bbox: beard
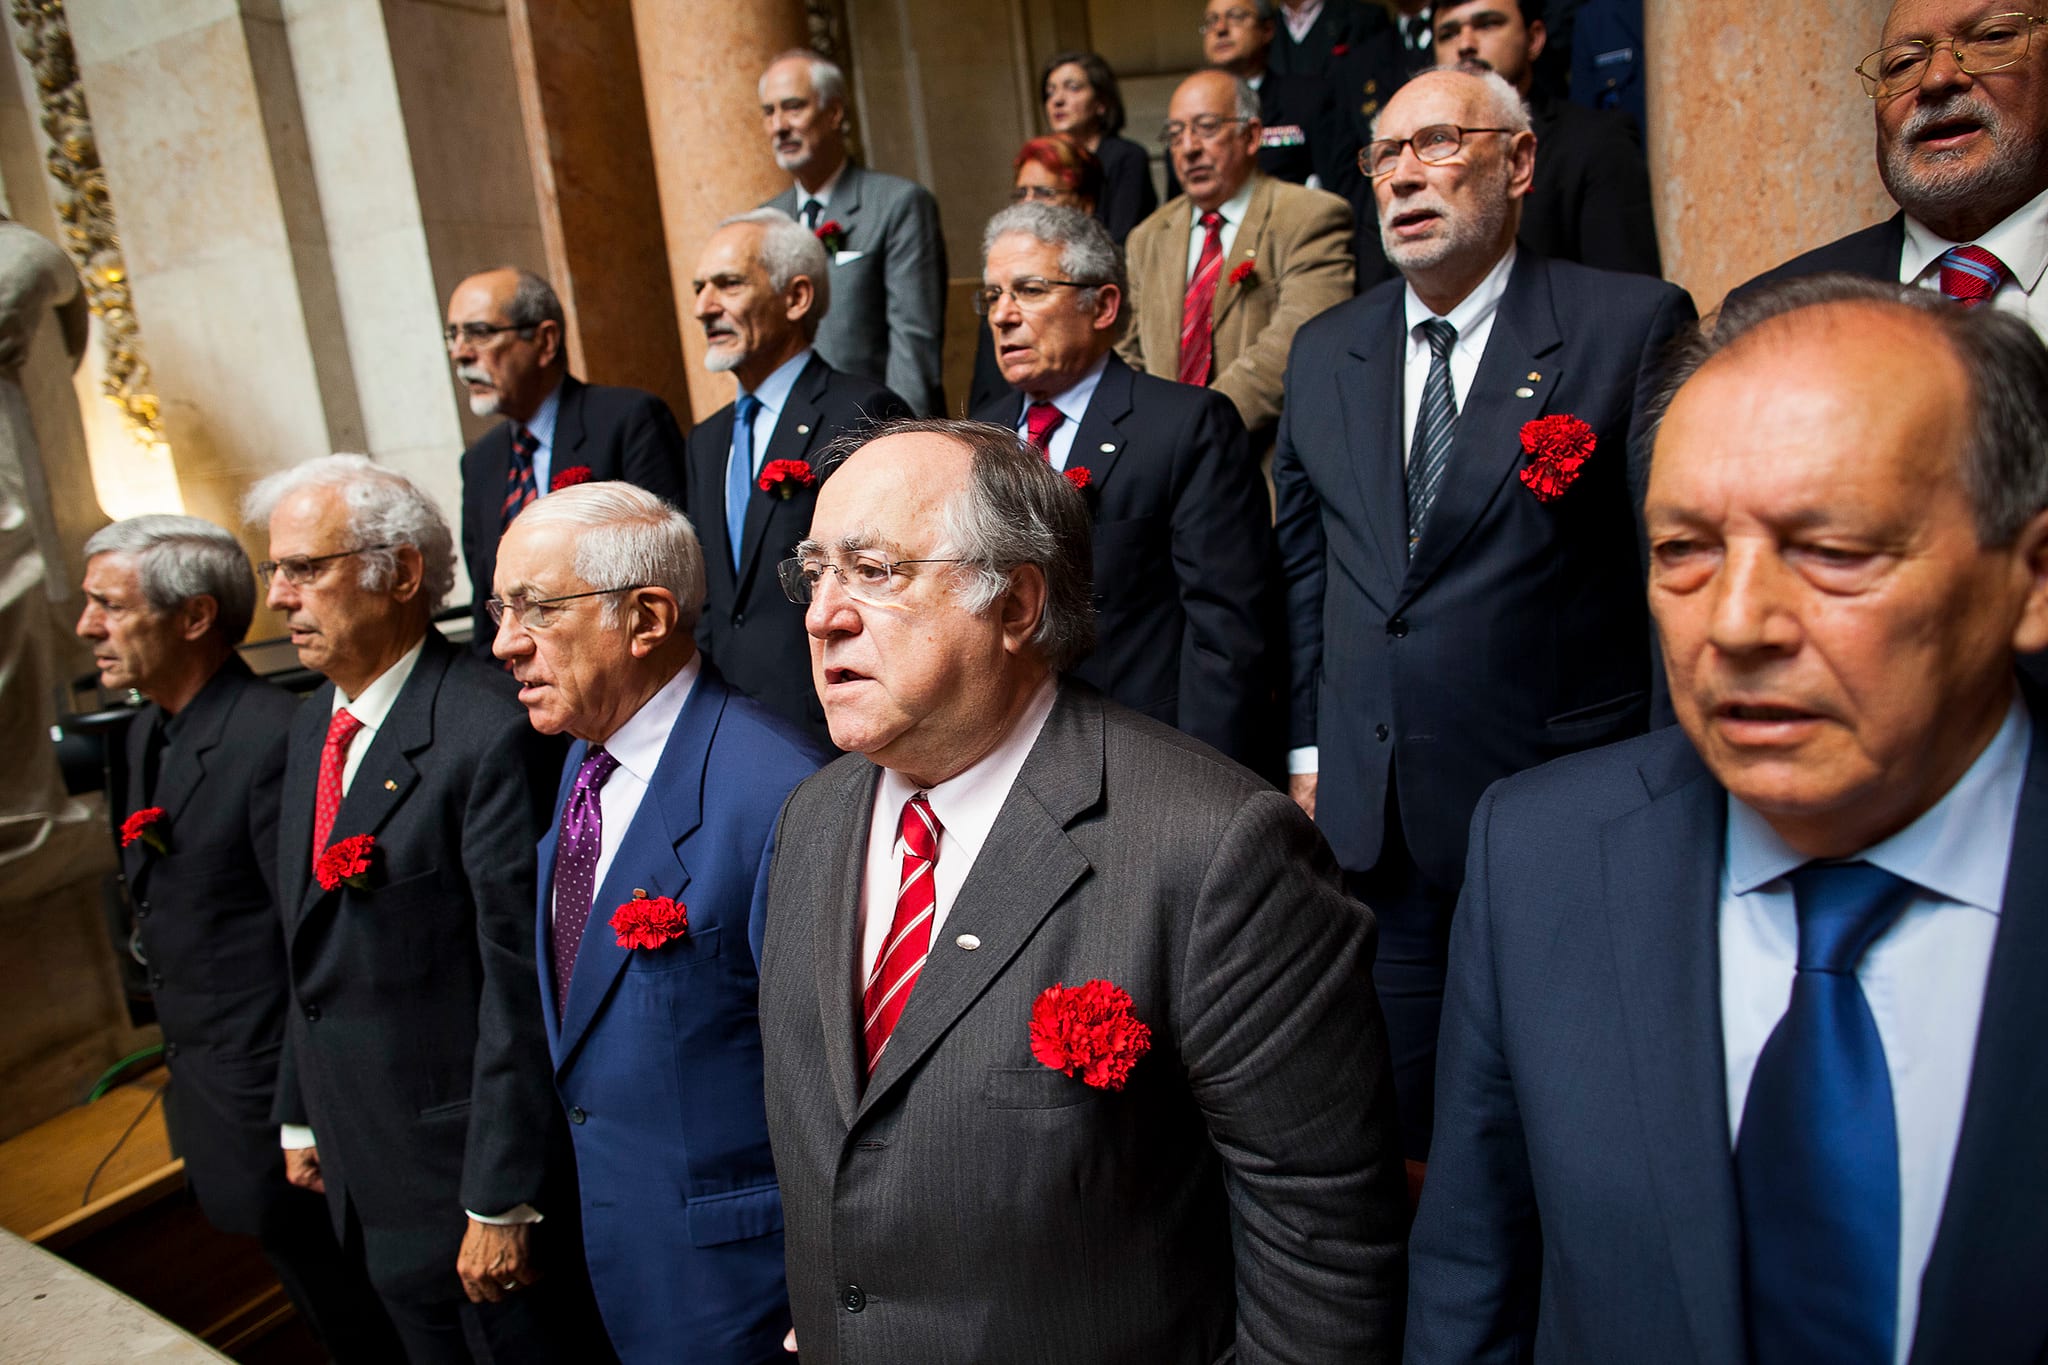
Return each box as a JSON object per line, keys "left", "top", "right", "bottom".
{"left": 457, "top": 365, "right": 501, "bottom": 417}
{"left": 1881, "top": 91, "right": 2036, "bottom": 225}
{"left": 703, "top": 339, "right": 747, "bottom": 374}
{"left": 1379, "top": 177, "right": 1515, "bottom": 275}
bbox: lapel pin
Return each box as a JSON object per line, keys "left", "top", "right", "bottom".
{"left": 955, "top": 934, "right": 981, "bottom": 951}
{"left": 1099, "top": 442, "right": 1116, "bottom": 453}
{"left": 632, "top": 888, "right": 646, "bottom": 899}
{"left": 1526, "top": 371, "right": 1542, "bottom": 382}
{"left": 797, "top": 424, "right": 811, "bottom": 435}
{"left": 1515, "top": 386, "right": 1535, "bottom": 398}
{"left": 383, "top": 779, "right": 396, "bottom": 790}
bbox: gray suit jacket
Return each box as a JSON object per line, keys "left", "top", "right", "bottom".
{"left": 758, "top": 682, "right": 1407, "bottom": 1364}
{"left": 767, "top": 164, "right": 947, "bottom": 417}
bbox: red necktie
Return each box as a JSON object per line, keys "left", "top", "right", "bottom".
{"left": 1178, "top": 211, "right": 1226, "bottom": 386}
{"left": 862, "top": 794, "right": 941, "bottom": 1076}
{"left": 312, "top": 708, "right": 364, "bottom": 872}
{"left": 501, "top": 424, "right": 539, "bottom": 530}
{"left": 1024, "top": 401, "right": 1064, "bottom": 458}
{"left": 1938, "top": 244, "right": 2009, "bottom": 308}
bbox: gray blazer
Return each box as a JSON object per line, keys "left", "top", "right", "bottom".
{"left": 758, "top": 682, "right": 1408, "bottom": 1364}
{"left": 766, "top": 163, "right": 947, "bottom": 417}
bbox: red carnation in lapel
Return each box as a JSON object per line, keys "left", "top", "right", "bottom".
{"left": 1062, "top": 466, "right": 1091, "bottom": 492}
{"left": 1517, "top": 414, "right": 1597, "bottom": 502}
{"left": 315, "top": 833, "right": 376, "bottom": 892}
{"left": 610, "top": 891, "right": 687, "bottom": 950}
{"left": 815, "top": 219, "right": 849, "bottom": 254}
{"left": 757, "top": 458, "right": 818, "bottom": 500}
{"left": 550, "top": 465, "right": 592, "bottom": 491}
{"left": 121, "top": 806, "right": 168, "bottom": 854}
{"left": 1332, "top": 41, "right": 1350, "bottom": 56}
{"left": 1228, "top": 260, "right": 1257, "bottom": 287}
{"left": 1029, "top": 979, "right": 1152, "bottom": 1090}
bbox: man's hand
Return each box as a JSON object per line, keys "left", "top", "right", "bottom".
{"left": 457, "top": 1221, "right": 540, "bottom": 1304}
{"left": 284, "top": 1145, "right": 325, "bottom": 1193}
{"left": 1288, "top": 771, "right": 1318, "bottom": 821}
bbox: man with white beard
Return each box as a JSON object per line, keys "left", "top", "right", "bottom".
{"left": 446, "top": 267, "right": 688, "bottom": 654}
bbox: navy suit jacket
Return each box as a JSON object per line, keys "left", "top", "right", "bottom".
{"left": 460, "top": 375, "right": 689, "bottom": 654}
{"left": 1275, "top": 251, "right": 1695, "bottom": 886}
{"left": 1408, "top": 715, "right": 2048, "bottom": 1364}
{"left": 1726, "top": 213, "right": 1906, "bottom": 306}
{"left": 539, "top": 662, "right": 827, "bottom": 1363}
{"left": 973, "top": 354, "right": 1276, "bottom": 769}
{"left": 685, "top": 353, "right": 907, "bottom": 740}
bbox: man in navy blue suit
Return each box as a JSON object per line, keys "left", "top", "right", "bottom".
{"left": 1410, "top": 276, "right": 2048, "bottom": 1363}
{"left": 1274, "top": 65, "right": 1693, "bottom": 1161}
{"left": 491, "top": 482, "right": 828, "bottom": 1363}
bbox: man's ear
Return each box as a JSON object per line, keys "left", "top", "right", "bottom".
{"left": 175, "top": 593, "right": 219, "bottom": 643}
{"left": 1090, "top": 284, "right": 1123, "bottom": 332}
{"left": 998, "top": 564, "right": 1049, "bottom": 656}
{"left": 785, "top": 274, "right": 818, "bottom": 325}
{"left": 626, "top": 588, "right": 683, "bottom": 659}
{"left": 387, "top": 544, "right": 426, "bottom": 603}
{"left": 2008, "top": 506, "right": 2048, "bottom": 656}
{"left": 533, "top": 318, "right": 564, "bottom": 371}
{"left": 1526, "top": 18, "right": 1548, "bottom": 64}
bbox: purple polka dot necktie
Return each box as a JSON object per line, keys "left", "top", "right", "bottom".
{"left": 551, "top": 745, "right": 619, "bottom": 1019}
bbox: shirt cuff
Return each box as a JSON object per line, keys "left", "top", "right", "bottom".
{"left": 468, "top": 1205, "right": 544, "bottom": 1226}
{"left": 1287, "top": 746, "right": 1319, "bottom": 775}
{"left": 279, "top": 1124, "right": 317, "bottom": 1150}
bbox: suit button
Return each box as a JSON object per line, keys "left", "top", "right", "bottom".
{"left": 135, "top": 899, "right": 150, "bottom": 915}
{"left": 569, "top": 1106, "right": 586, "bottom": 1124}
{"left": 1376, "top": 723, "right": 1390, "bottom": 742}
{"left": 164, "top": 1042, "right": 178, "bottom": 1060}
{"left": 842, "top": 1284, "right": 865, "bottom": 1313}
{"left": 1386, "top": 617, "right": 1408, "bottom": 637}
{"left": 150, "top": 971, "right": 164, "bottom": 988}
{"left": 732, "top": 611, "right": 745, "bottom": 627}
{"left": 304, "top": 1004, "right": 320, "bottom": 1022}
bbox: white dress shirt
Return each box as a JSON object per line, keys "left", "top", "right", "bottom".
{"left": 1720, "top": 693, "right": 2028, "bottom": 1361}
{"left": 795, "top": 161, "right": 849, "bottom": 227}
{"left": 1010, "top": 353, "right": 1109, "bottom": 472}
{"left": 553, "top": 656, "right": 700, "bottom": 924}
{"left": 1900, "top": 183, "right": 2048, "bottom": 338}
{"left": 521, "top": 382, "right": 563, "bottom": 496}
{"left": 856, "top": 679, "right": 1058, "bottom": 994}
{"left": 1282, "top": 0, "right": 1326, "bottom": 43}
{"left": 1184, "top": 179, "right": 1257, "bottom": 283}
{"left": 725, "top": 347, "right": 815, "bottom": 498}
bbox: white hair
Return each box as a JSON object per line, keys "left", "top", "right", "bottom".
{"left": 718, "top": 207, "right": 833, "bottom": 333}
{"left": 83, "top": 515, "right": 257, "bottom": 643}
{"left": 508, "top": 482, "right": 704, "bottom": 632}
{"left": 760, "top": 49, "right": 846, "bottom": 107}
{"left": 241, "top": 454, "right": 458, "bottom": 611}
{"left": 1369, "top": 65, "right": 1532, "bottom": 140}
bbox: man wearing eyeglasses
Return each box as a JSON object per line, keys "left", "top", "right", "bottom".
{"left": 1120, "top": 69, "right": 1355, "bottom": 446}
{"left": 244, "top": 455, "right": 599, "bottom": 1363}
{"left": 1273, "top": 66, "right": 1694, "bottom": 1166}
{"left": 1735, "top": 0, "right": 2048, "bottom": 333}
{"left": 969, "top": 203, "right": 1275, "bottom": 770}
{"left": 490, "top": 483, "right": 827, "bottom": 1363}
{"left": 447, "top": 266, "right": 688, "bottom": 659}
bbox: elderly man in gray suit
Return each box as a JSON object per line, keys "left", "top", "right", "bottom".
{"left": 758, "top": 50, "right": 946, "bottom": 417}
{"left": 757, "top": 417, "right": 1407, "bottom": 1364}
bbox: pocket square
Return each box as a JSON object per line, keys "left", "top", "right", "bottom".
{"left": 834, "top": 249, "right": 865, "bottom": 265}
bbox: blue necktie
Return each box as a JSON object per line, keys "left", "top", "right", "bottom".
{"left": 1736, "top": 860, "right": 1915, "bottom": 1365}
{"left": 1406, "top": 318, "right": 1458, "bottom": 553}
{"left": 726, "top": 393, "right": 761, "bottom": 572}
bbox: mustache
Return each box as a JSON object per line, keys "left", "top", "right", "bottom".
{"left": 1898, "top": 90, "right": 1998, "bottom": 143}
{"left": 456, "top": 365, "right": 493, "bottom": 386}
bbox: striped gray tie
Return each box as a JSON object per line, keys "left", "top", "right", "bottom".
{"left": 1406, "top": 318, "right": 1459, "bottom": 553}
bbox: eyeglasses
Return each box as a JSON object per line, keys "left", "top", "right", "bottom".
{"left": 778, "top": 554, "right": 968, "bottom": 606}
{"left": 485, "top": 586, "right": 650, "bottom": 631}
{"left": 1008, "top": 184, "right": 1071, "bottom": 204}
{"left": 442, "top": 321, "right": 535, "bottom": 349}
{"left": 1158, "top": 115, "right": 1249, "bottom": 147}
{"left": 972, "top": 278, "right": 1094, "bottom": 314}
{"left": 1856, "top": 13, "right": 2046, "bottom": 96}
{"left": 1362, "top": 124, "right": 1517, "bottom": 179}
{"left": 257, "top": 543, "right": 392, "bottom": 587}
{"left": 1196, "top": 7, "right": 1260, "bottom": 33}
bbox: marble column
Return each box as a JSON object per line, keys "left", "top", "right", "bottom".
{"left": 631, "top": 0, "right": 811, "bottom": 423}
{"left": 1646, "top": 0, "right": 1896, "bottom": 315}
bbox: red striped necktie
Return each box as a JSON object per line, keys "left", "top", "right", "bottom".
{"left": 1178, "top": 211, "right": 1226, "bottom": 386}
{"left": 862, "top": 793, "right": 942, "bottom": 1077}
{"left": 1937, "top": 243, "right": 2009, "bottom": 308}
{"left": 501, "top": 424, "right": 539, "bottom": 531}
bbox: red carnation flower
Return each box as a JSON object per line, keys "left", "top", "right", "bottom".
{"left": 610, "top": 894, "right": 688, "bottom": 950}
{"left": 757, "top": 458, "right": 818, "bottom": 500}
{"left": 815, "top": 219, "right": 849, "bottom": 254}
{"left": 1517, "top": 413, "right": 1597, "bottom": 502}
{"left": 1332, "top": 41, "right": 1351, "bottom": 56}
{"left": 550, "top": 465, "right": 592, "bottom": 491}
{"left": 1063, "top": 466, "right": 1091, "bottom": 491}
{"left": 1029, "top": 979, "right": 1152, "bottom": 1091}
{"left": 315, "top": 833, "right": 376, "bottom": 892}
{"left": 1229, "top": 261, "right": 1257, "bottom": 287}
{"left": 121, "top": 806, "right": 168, "bottom": 854}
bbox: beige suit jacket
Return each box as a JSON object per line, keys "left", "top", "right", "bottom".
{"left": 1117, "top": 172, "right": 1355, "bottom": 435}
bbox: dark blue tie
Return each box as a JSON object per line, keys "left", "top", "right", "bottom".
{"left": 1736, "top": 860, "right": 1915, "bottom": 1365}
{"left": 726, "top": 393, "right": 761, "bottom": 572}
{"left": 1407, "top": 318, "right": 1458, "bottom": 553}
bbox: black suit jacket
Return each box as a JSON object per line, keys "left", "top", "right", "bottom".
{"left": 118, "top": 657, "right": 301, "bottom": 1237}
{"left": 1521, "top": 93, "right": 1662, "bottom": 277}
{"left": 972, "top": 354, "right": 1274, "bottom": 767}
{"left": 686, "top": 353, "right": 908, "bottom": 739}
{"left": 1727, "top": 213, "right": 1907, "bottom": 304}
{"left": 1409, "top": 715, "right": 2048, "bottom": 1364}
{"left": 1095, "top": 134, "right": 1159, "bottom": 246}
{"left": 459, "top": 374, "right": 688, "bottom": 653}
{"left": 272, "top": 631, "right": 565, "bottom": 1281}
{"left": 1274, "top": 251, "right": 1695, "bottom": 886}
{"left": 1272, "top": 0, "right": 1395, "bottom": 79}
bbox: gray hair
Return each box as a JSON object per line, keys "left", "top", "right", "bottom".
{"left": 83, "top": 515, "right": 257, "bottom": 643}
{"left": 718, "top": 206, "right": 833, "bottom": 333}
{"left": 982, "top": 203, "right": 1127, "bottom": 332}
{"left": 241, "top": 454, "right": 459, "bottom": 610}
{"left": 1649, "top": 273, "right": 2048, "bottom": 546}
{"left": 1370, "top": 66, "right": 1532, "bottom": 140}
{"left": 507, "top": 482, "right": 705, "bottom": 633}
{"left": 494, "top": 267, "right": 565, "bottom": 332}
{"left": 1229, "top": 73, "right": 1260, "bottom": 123}
{"left": 761, "top": 48, "right": 846, "bottom": 108}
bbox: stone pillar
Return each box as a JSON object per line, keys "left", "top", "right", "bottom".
{"left": 630, "top": 0, "right": 811, "bottom": 423}
{"left": 505, "top": 1, "right": 691, "bottom": 432}
{"left": 1646, "top": 0, "right": 1895, "bottom": 315}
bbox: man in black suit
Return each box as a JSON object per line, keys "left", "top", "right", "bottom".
{"left": 1412, "top": 276, "right": 2048, "bottom": 1365}
{"left": 1272, "top": 0, "right": 1395, "bottom": 79}
{"left": 970, "top": 204, "right": 1273, "bottom": 769}
{"left": 449, "top": 267, "right": 687, "bottom": 654}
{"left": 79, "top": 515, "right": 399, "bottom": 1362}
{"left": 1274, "top": 66, "right": 1694, "bottom": 1161}
{"left": 1178, "top": 0, "right": 1364, "bottom": 202}
{"left": 244, "top": 456, "right": 593, "bottom": 1364}
{"left": 1734, "top": 0, "right": 2048, "bottom": 330}
{"left": 1435, "top": 0, "right": 1663, "bottom": 275}
{"left": 686, "top": 208, "right": 907, "bottom": 740}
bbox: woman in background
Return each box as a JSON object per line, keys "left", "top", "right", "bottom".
{"left": 1039, "top": 50, "right": 1155, "bottom": 245}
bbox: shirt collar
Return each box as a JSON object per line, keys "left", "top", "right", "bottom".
{"left": 599, "top": 653, "right": 701, "bottom": 787}
{"left": 1194, "top": 177, "right": 1257, "bottom": 230}
{"left": 742, "top": 346, "right": 814, "bottom": 413}
{"left": 1403, "top": 243, "right": 1517, "bottom": 337}
{"left": 1028, "top": 351, "right": 1111, "bottom": 420}
{"left": 332, "top": 635, "right": 427, "bottom": 727}
{"left": 874, "top": 676, "right": 1058, "bottom": 869}
{"left": 1726, "top": 690, "right": 2032, "bottom": 913}
{"left": 1901, "top": 182, "right": 2048, "bottom": 294}
{"left": 522, "top": 380, "right": 563, "bottom": 449}
{"left": 798, "top": 161, "right": 848, "bottom": 211}
{"left": 1282, "top": 0, "right": 1325, "bottom": 36}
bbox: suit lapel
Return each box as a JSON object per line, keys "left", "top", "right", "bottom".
{"left": 1210, "top": 176, "right": 1273, "bottom": 333}
{"left": 550, "top": 375, "right": 589, "bottom": 476}
{"left": 1403, "top": 252, "right": 1563, "bottom": 601}
{"left": 535, "top": 754, "right": 570, "bottom": 1053}
{"left": 120, "top": 702, "right": 158, "bottom": 892}
{"left": 1146, "top": 198, "right": 1196, "bottom": 367}
{"left": 1065, "top": 355, "right": 1135, "bottom": 491}
{"left": 1601, "top": 739, "right": 1746, "bottom": 1365}
{"left": 1342, "top": 291, "right": 1412, "bottom": 598}
{"left": 739, "top": 354, "right": 830, "bottom": 595}
{"left": 813, "top": 757, "right": 881, "bottom": 1130}
{"left": 832, "top": 165, "right": 866, "bottom": 247}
